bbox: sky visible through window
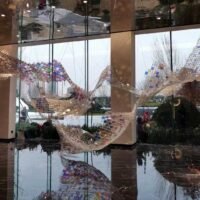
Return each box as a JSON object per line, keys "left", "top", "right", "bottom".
{"left": 20, "top": 38, "right": 111, "bottom": 97}
{"left": 136, "top": 29, "right": 200, "bottom": 89}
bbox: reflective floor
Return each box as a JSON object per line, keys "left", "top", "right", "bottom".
{"left": 1, "top": 142, "right": 200, "bottom": 200}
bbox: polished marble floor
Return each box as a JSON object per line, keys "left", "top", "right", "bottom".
{"left": 0, "top": 142, "right": 200, "bottom": 200}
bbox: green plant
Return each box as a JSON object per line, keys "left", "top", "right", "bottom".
{"left": 146, "top": 123, "right": 200, "bottom": 145}
{"left": 152, "top": 97, "right": 200, "bottom": 129}
{"left": 16, "top": 121, "right": 32, "bottom": 132}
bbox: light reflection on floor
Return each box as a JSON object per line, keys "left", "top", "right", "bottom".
{"left": 1, "top": 142, "right": 200, "bottom": 199}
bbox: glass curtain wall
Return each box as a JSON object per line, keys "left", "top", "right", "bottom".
{"left": 136, "top": 29, "right": 200, "bottom": 145}
{"left": 16, "top": 2, "right": 112, "bottom": 192}
{"left": 15, "top": 37, "right": 111, "bottom": 199}
{"left": 15, "top": 0, "right": 110, "bottom": 44}
{"left": 14, "top": 6, "right": 115, "bottom": 194}
{"left": 1, "top": 0, "right": 200, "bottom": 46}
{"left": 135, "top": 0, "right": 200, "bottom": 30}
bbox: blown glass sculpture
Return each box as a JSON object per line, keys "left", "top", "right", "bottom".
{"left": 1, "top": 37, "right": 200, "bottom": 151}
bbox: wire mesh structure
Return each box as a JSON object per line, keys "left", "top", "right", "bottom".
{"left": 1, "top": 35, "right": 200, "bottom": 151}
{"left": 57, "top": 109, "right": 135, "bottom": 151}
{"left": 27, "top": 64, "right": 111, "bottom": 117}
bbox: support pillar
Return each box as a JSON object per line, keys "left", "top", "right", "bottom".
{"left": 0, "top": 143, "right": 15, "bottom": 200}
{"left": 0, "top": 45, "right": 17, "bottom": 139}
{"left": 111, "top": 0, "right": 136, "bottom": 144}
{"left": 111, "top": 148, "right": 137, "bottom": 199}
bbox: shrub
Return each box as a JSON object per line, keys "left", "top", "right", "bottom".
{"left": 152, "top": 97, "right": 200, "bottom": 129}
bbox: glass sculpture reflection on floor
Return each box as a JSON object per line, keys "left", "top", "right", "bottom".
{"left": 35, "top": 157, "right": 113, "bottom": 200}
{"left": 58, "top": 158, "right": 112, "bottom": 199}
{"left": 22, "top": 142, "right": 121, "bottom": 200}
{"left": 137, "top": 144, "right": 200, "bottom": 200}
{"left": 12, "top": 142, "right": 200, "bottom": 200}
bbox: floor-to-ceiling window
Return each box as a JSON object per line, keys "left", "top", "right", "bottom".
{"left": 134, "top": 0, "right": 200, "bottom": 146}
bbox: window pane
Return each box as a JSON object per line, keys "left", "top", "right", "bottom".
{"left": 135, "top": 0, "right": 200, "bottom": 30}
{"left": 88, "top": 38, "right": 111, "bottom": 126}
{"left": 136, "top": 32, "right": 170, "bottom": 89}
{"left": 135, "top": 0, "right": 170, "bottom": 30}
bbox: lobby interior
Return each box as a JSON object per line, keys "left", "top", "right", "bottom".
{"left": 1, "top": 0, "right": 200, "bottom": 200}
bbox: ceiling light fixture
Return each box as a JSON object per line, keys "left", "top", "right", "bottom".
{"left": 51, "top": 6, "right": 56, "bottom": 9}
{"left": 1, "top": 14, "right": 6, "bottom": 17}
{"left": 83, "top": 0, "right": 88, "bottom": 3}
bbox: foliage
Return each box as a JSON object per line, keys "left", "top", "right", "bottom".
{"left": 143, "top": 101, "right": 161, "bottom": 107}
{"left": 16, "top": 121, "right": 32, "bottom": 132}
{"left": 152, "top": 97, "right": 200, "bottom": 129}
{"left": 145, "top": 97, "right": 200, "bottom": 145}
{"left": 146, "top": 123, "right": 200, "bottom": 145}
{"left": 88, "top": 108, "right": 106, "bottom": 114}
{"left": 41, "top": 122, "right": 60, "bottom": 140}
{"left": 16, "top": 121, "right": 60, "bottom": 140}
{"left": 23, "top": 122, "right": 41, "bottom": 139}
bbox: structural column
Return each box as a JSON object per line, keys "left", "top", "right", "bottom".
{"left": 111, "top": 148, "right": 137, "bottom": 199}
{"left": 0, "top": 45, "right": 17, "bottom": 139}
{"left": 0, "top": 143, "right": 15, "bottom": 200}
{"left": 111, "top": 0, "right": 136, "bottom": 144}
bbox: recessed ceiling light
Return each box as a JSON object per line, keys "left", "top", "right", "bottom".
{"left": 57, "top": 29, "right": 61, "bottom": 32}
{"left": 83, "top": 0, "right": 88, "bottom": 3}
{"left": 1, "top": 14, "right": 6, "bottom": 17}
{"left": 51, "top": 6, "right": 56, "bottom": 9}
{"left": 26, "top": 3, "right": 30, "bottom": 8}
